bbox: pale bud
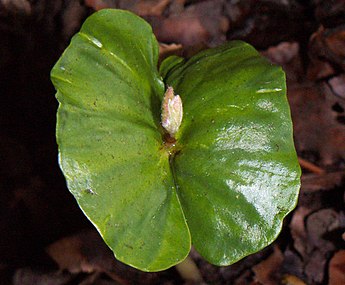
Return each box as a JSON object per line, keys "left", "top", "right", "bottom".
{"left": 161, "top": 87, "right": 183, "bottom": 137}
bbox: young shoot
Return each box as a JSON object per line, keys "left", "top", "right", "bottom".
{"left": 161, "top": 86, "right": 183, "bottom": 138}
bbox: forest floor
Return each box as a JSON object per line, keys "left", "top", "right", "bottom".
{"left": 0, "top": 1, "right": 344, "bottom": 284}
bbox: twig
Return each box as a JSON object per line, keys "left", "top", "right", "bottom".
{"left": 79, "top": 272, "right": 102, "bottom": 285}
{"left": 104, "top": 270, "right": 131, "bottom": 285}
{"left": 298, "top": 157, "right": 325, "bottom": 174}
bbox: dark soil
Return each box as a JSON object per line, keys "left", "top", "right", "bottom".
{"left": 1, "top": 1, "right": 344, "bottom": 284}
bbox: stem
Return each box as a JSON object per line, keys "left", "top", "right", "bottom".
{"left": 175, "top": 255, "right": 207, "bottom": 284}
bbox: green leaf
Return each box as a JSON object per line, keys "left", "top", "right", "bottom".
{"left": 163, "top": 41, "right": 301, "bottom": 265}
{"left": 51, "top": 9, "right": 300, "bottom": 272}
{"left": 51, "top": 9, "right": 190, "bottom": 272}
{"left": 159, "top": 55, "right": 184, "bottom": 79}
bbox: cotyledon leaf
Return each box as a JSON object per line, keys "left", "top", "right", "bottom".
{"left": 51, "top": 9, "right": 190, "bottom": 271}
{"left": 51, "top": 8, "right": 300, "bottom": 271}
{"left": 163, "top": 41, "right": 301, "bottom": 265}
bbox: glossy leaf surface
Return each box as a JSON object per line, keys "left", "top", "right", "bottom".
{"left": 163, "top": 41, "right": 300, "bottom": 265}
{"left": 51, "top": 9, "right": 300, "bottom": 272}
{"left": 51, "top": 9, "right": 190, "bottom": 271}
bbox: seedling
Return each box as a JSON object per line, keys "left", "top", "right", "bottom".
{"left": 51, "top": 9, "right": 300, "bottom": 272}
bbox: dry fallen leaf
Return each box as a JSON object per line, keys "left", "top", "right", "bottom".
{"left": 304, "top": 209, "right": 341, "bottom": 284}
{"left": 328, "top": 250, "right": 345, "bottom": 285}
{"left": 309, "top": 25, "right": 345, "bottom": 72}
{"left": 288, "top": 82, "right": 345, "bottom": 166}
{"left": 46, "top": 231, "right": 165, "bottom": 285}
{"left": 328, "top": 74, "right": 345, "bottom": 99}
{"left": 1, "top": 0, "right": 32, "bottom": 14}
{"left": 84, "top": 0, "right": 116, "bottom": 11}
{"left": 301, "top": 171, "right": 345, "bottom": 192}
{"left": 13, "top": 268, "right": 72, "bottom": 285}
{"left": 132, "top": 0, "right": 171, "bottom": 17}
{"left": 152, "top": 0, "right": 227, "bottom": 54}
{"left": 282, "top": 274, "right": 307, "bottom": 285}
{"left": 46, "top": 230, "right": 116, "bottom": 274}
{"left": 252, "top": 246, "right": 284, "bottom": 285}
{"left": 290, "top": 206, "right": 311, "bottom": 258}
{"left": 159, "top": 42, "right": 183, "bottom": 62}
